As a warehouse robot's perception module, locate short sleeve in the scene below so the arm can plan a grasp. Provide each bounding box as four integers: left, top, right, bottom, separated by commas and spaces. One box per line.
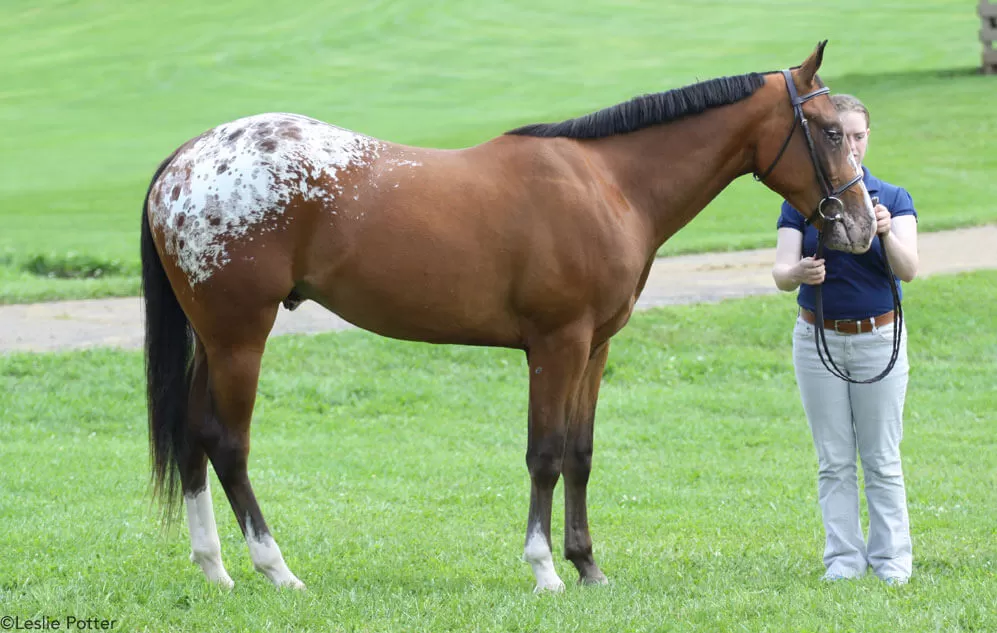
888, 188, 917, 221
776, 200, 806, 231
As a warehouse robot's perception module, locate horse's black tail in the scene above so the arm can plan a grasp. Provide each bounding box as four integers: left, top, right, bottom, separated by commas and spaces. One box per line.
141, 152, 192, 523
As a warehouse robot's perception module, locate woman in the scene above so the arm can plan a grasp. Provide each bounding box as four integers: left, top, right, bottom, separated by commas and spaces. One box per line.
772, 94, 919, 584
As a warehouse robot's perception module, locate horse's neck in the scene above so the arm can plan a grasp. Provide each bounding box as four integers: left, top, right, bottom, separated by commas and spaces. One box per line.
592, 103, 761, 252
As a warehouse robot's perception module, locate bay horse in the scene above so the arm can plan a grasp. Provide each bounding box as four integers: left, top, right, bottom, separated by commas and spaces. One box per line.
141, 41, 875, 592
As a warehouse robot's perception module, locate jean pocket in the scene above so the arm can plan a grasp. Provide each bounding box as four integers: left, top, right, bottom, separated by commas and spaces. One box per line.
873, 323, 902, 343
793, 318, 814, 339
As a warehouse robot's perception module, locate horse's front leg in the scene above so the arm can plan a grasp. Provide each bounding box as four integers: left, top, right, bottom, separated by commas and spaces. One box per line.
522, 328, 590, 593
563, 341, 610, 585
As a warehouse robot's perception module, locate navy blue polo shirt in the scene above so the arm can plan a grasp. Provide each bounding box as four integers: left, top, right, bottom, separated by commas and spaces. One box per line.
776, 166, 917, 320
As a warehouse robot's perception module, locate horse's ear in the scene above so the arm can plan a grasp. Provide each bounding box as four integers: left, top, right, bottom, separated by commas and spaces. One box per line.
798, 40, 827, 85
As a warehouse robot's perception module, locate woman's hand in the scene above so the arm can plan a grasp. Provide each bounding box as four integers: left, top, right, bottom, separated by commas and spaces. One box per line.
773, 227, 821, 291
875, 204, 892, 236
795, 256, 825, 285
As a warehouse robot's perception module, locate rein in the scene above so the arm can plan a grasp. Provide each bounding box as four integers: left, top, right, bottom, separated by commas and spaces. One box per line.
755, 69, 901, 384
808, 199, 904, 384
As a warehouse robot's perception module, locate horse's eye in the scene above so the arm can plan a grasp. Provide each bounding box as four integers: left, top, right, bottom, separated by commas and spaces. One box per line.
825, 129, 842, 144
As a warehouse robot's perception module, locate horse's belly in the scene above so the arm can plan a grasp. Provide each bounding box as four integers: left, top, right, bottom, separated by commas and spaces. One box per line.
345, 290, 519, 347
302, 262, 523, 347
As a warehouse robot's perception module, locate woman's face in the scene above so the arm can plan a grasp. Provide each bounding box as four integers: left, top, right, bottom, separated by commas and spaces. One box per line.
840, 110, 870, 167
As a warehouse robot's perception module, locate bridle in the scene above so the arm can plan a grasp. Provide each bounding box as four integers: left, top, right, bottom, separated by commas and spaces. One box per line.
755, 69, 902, 385
753, 69, 863, 228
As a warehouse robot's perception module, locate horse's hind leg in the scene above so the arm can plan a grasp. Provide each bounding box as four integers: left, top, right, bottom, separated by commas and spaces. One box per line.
198, 305, 305, 589
522, 328, 590, 592
181, 341, 234, 587
563, 341, 610, 586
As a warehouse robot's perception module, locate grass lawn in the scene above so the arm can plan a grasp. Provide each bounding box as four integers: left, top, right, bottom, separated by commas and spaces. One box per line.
1, 270, 994, 632
1, 1, 994, 302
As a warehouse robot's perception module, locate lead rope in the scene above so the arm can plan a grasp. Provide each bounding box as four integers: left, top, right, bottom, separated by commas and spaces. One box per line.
810, 202, 903, 384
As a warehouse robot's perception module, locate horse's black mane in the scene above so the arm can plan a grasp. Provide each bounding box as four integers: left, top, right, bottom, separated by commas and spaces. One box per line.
506, 72, 767, 139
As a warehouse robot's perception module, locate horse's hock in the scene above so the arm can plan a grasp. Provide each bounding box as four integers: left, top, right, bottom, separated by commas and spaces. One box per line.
982, 0, 997, 74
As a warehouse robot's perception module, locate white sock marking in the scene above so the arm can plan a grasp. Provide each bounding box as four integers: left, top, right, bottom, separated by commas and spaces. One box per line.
523, 523, 565, 593
245, 514, 305, 589
184, 487, 234, 588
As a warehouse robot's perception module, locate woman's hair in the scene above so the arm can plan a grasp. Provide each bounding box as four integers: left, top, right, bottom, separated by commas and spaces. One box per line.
830, 94, 870, 127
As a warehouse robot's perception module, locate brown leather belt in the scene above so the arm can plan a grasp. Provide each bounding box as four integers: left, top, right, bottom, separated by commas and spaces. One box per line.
800, 308, 895, 335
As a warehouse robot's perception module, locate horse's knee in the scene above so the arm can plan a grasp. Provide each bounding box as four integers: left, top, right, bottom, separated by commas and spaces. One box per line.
566, 446, 593, 480
526, 435, 565, 486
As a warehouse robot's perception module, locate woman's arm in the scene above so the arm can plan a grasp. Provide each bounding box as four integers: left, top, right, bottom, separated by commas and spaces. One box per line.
772, 227, 825, 291
875, 206, 919, 282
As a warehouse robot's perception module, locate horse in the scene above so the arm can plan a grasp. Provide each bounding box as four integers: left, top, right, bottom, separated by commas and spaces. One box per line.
141, 41, 875, 592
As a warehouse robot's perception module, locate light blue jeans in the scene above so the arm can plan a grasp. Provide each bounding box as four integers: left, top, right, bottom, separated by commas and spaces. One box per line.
792, 315, 912, 580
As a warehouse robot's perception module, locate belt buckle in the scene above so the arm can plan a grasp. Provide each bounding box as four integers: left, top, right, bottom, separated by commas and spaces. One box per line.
833, 319, 851, 334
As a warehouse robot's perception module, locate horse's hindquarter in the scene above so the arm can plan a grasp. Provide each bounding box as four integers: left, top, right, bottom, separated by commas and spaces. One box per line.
306, 136, 648, 347
147, 113, 380, 303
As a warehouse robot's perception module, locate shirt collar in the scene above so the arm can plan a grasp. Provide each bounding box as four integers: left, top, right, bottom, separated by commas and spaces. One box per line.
861, 165, 881, 195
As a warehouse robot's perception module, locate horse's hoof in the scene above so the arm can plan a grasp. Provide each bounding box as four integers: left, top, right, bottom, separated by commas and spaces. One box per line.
275, 576, 306, 591
579, 573, 609, 587
533, 579, 566, 594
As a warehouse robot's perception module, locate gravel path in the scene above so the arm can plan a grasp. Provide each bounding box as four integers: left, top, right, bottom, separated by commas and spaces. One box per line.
2, 225, 995, 354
